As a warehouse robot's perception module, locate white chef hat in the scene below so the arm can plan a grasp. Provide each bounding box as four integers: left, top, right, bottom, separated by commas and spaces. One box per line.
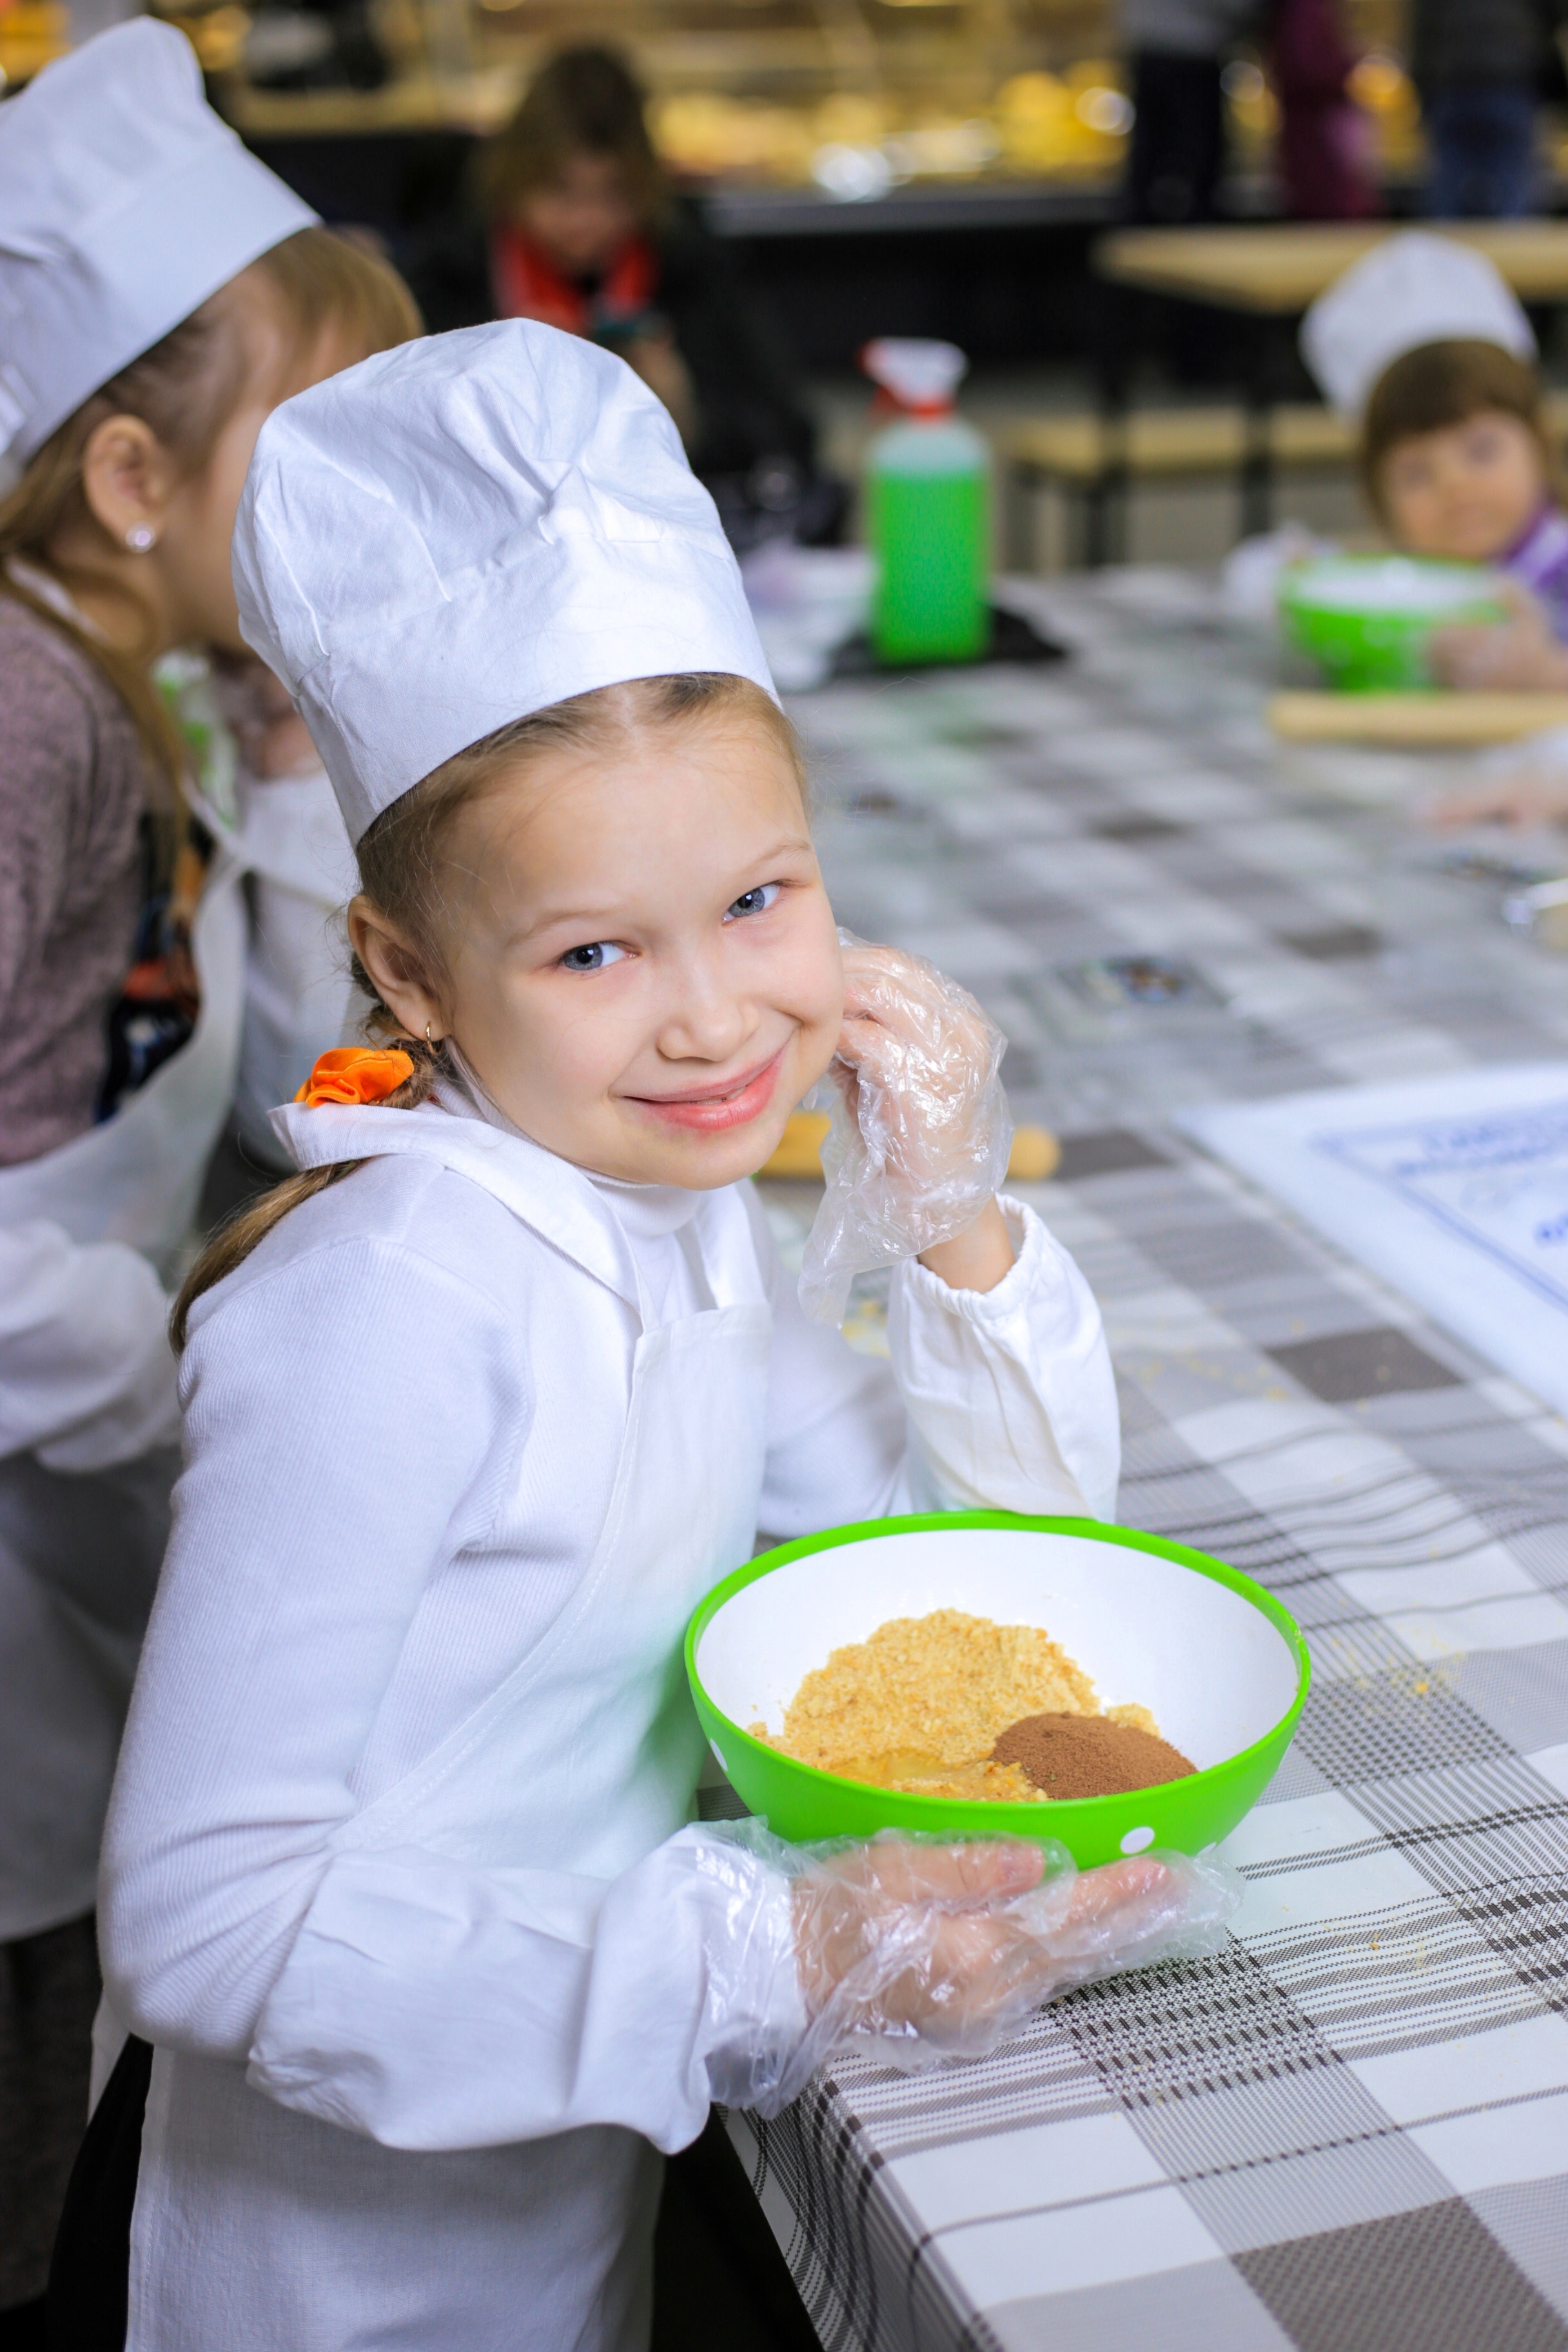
1300, 231, 1536, 418
233, 320, 778, 843
0, 18, 317, 488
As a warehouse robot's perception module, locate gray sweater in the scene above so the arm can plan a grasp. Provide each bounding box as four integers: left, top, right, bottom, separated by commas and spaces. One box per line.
0, 596, 146, 1166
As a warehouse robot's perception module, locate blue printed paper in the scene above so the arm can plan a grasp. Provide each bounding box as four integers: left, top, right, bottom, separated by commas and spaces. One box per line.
1184, 1065, 1568, 1418
1317, 1100, 1568, 1310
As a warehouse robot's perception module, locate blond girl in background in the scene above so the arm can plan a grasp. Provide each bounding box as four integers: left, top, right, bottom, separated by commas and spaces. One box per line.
0, 24, 417, 2333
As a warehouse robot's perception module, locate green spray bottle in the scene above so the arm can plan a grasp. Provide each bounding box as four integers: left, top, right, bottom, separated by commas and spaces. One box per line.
863, 338, 988, 665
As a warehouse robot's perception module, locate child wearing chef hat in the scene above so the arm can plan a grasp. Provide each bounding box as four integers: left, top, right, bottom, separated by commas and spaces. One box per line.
0, 21, 416, 2325
85, 322, 1233, 2352
1302, 231, 1568, 692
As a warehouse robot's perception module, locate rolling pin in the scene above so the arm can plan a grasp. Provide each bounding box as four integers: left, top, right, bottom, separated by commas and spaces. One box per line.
760, 1110, 1061, 1182
1269, 691, 1568, 745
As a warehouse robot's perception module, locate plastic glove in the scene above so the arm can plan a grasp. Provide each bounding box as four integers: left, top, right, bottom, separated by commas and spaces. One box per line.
1428, 580, 1568, 694
799, 934, 1012, 1325
1220, 522, 1334, 623
714, 1824, 1239, 2116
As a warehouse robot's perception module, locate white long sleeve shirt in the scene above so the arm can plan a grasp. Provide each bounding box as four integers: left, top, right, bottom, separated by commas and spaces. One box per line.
101, 1097, 1117, 2349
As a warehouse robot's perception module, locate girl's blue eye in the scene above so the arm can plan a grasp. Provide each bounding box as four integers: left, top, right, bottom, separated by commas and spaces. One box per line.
560, 941, 626, 972
726, 883, 781, 921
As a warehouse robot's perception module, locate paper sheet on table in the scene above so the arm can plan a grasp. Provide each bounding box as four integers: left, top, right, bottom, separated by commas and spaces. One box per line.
1182, 1063, 1568, 1418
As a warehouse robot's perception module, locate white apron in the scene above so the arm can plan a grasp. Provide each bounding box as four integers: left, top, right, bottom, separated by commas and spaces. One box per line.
157, 649, 361, 1164
0, 852, 245, 1937
130, 1167, 774, 2352
230, 763, 361, 1164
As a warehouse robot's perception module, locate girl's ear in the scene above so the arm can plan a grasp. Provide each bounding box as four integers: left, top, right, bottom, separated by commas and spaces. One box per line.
348, 896, 447, 1044
78, 413, 178, 550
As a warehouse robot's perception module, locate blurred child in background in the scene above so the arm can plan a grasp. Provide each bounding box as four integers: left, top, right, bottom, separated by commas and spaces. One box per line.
1302, 231, 1568, 689
469, 44, 845, 553
0, 26, 416, 2333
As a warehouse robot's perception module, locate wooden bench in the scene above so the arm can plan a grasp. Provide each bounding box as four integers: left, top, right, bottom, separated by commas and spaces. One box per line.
1001, 392, 1568, 569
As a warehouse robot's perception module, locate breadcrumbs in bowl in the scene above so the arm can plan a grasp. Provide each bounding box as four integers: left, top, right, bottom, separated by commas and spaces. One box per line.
751, 1608, 1165, 1801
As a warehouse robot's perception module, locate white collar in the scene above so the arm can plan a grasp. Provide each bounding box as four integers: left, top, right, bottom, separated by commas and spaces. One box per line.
587, 1169, 703, 1240
440, 1059, 701, 1238
269, 1095, 646, 1308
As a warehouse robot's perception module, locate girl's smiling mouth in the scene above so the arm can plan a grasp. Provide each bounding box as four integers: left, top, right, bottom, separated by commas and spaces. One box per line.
624, 1046, 787, 1132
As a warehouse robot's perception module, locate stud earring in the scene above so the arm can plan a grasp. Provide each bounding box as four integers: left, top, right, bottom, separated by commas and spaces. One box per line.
125, 522, 157, 553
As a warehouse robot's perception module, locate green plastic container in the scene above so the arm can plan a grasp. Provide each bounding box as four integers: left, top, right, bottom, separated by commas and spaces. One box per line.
868, 446, 989, 665
687, 1512, 1308, 1867
1279, 553, 1508, 691
863, 338, 988, 666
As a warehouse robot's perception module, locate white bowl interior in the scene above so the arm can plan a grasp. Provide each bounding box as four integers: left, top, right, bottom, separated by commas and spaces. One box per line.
1285, 556, 1495, 616
696, 1527, 1299, 1774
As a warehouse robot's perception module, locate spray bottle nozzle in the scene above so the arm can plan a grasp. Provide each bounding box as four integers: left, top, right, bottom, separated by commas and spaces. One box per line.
861, 337, 968, 416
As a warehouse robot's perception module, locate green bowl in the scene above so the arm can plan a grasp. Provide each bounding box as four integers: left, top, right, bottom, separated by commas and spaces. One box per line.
686, 1512, 1308, 1867
1279, 553, 1507, 691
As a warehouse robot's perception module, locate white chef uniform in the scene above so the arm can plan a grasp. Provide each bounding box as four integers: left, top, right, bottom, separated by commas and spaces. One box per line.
99, 319, 1122, 2352
159, 652, 362, 1168
0, 19, 315, 1941
105, 1101, 1117, 2352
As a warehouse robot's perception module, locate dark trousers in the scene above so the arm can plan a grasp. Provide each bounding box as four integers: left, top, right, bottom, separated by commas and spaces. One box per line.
1425, 83, 1540, 219
48, 2037, 821, 2351
1, 1916, 99, 2342
1124, 50, 1227, 224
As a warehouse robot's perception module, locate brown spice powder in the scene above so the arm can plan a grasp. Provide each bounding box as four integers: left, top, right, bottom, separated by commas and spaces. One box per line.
992, 1712, 1195, 1798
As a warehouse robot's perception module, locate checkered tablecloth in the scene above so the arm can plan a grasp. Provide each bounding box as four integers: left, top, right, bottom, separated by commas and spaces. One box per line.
733, 572, 1568, 2352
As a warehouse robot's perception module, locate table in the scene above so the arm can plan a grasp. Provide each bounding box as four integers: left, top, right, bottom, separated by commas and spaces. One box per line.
741, 569, 1568, 2352
1089, 223, 1568, 554
1097, 223, 1568, 315
1269, 691, 1568, 746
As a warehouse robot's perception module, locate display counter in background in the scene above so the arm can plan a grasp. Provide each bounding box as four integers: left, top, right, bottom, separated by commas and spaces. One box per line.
68, 0, 1440, 371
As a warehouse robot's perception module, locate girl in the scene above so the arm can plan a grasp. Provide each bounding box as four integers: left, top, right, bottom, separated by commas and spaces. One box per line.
465, 44, 844, 551
0, 20, 417, 2325
482, 43, 697, 444
97, 322, 1230, 2352
1301, 230, 1568, 689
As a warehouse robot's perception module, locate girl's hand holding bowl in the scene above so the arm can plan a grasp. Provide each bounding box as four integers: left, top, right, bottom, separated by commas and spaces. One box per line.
769, 1832, 1238, 2099
1428, 578, 1568, 692
799, 937, 1014, 1322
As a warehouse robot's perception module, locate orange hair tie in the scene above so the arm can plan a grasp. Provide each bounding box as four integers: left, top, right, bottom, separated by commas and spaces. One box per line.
295, 1046, 416, 1108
